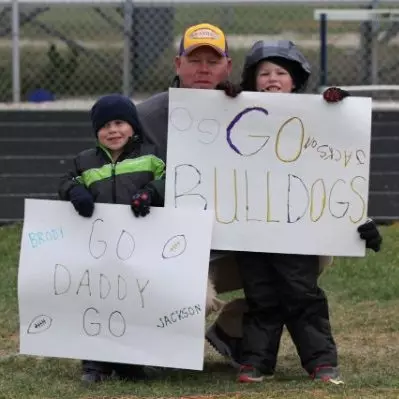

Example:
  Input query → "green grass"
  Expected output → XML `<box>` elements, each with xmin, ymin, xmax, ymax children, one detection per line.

<box><xmin>1</xmin><ymin>223</ymin><xmax>399</xmax><ymax>398</ymax></box>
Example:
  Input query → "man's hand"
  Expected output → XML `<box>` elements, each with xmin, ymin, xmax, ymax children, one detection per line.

<box><xmin>323</xmin><ymin>87</ymin><xmax>350</xmax><ymax>103</ymax></box>
<box><xmin>358</xmin><ymin>219</ymin><xmax>382</xmax><ymax>252</ymax></box>
<box><xmin>216</xmin><ymin>81</ymin><xmax>242</xmax><ymax>98</ymax></box>
<box><xmin>131</xmin><ymin>189</ymin><xmax>151</xmax><ymax>217</ymax></box>
<box><xmin>69</xmin><ymin>185</ymin><xmax>94</xmax><ymax>217</ymax></box>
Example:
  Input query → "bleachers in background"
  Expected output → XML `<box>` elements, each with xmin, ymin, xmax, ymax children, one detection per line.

<box><xmin>0</xmin><ymin>108</ymin><xmax>398</xmax><ymax>224</ymax></box>
<box><xmin>0</xmin><ymin>111</ymin><xmax>93</xmax><ymax>223</ymax></box>
<box><xmin>369</xmin><ymin>110</ymin><xmax>399</xmax><ymax>221</ymax></box>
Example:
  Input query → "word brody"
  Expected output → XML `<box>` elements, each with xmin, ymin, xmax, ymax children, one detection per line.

<box><xmin>28</xmin><ymin>227</ymin><xmax>64</xmax><ymax>249</ymax></box>
<box><xmin>174</xmin><ymin>166</ymin><xmax>367</xmax><ymax>224</ymax></box>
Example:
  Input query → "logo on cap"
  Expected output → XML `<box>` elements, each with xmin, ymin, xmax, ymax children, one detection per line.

<box><xmin>180</xmin><ymin>23</ymin><xmax>228</xmax><ymax>56</ymax></box>
<box><xmin>190</xmin><ymin>28</ymin><xmax>220</xmax><ymax>40</ymax></box>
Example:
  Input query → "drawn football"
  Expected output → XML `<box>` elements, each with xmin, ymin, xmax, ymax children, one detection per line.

<box><xmin>162</xmin><ymin>234</ymin><xmax>187</xmax><ymax>259</ymax></box>
<box><xmin>27</xmin><ymin>315</ymin><xmax>53</xmax><ymax>334</ymax></box>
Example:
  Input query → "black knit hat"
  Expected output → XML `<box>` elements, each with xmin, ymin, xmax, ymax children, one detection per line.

<box><xmin>90</xmin><ymin>94</ymin><xmax>142</xmax><ymax>139</ymax></box>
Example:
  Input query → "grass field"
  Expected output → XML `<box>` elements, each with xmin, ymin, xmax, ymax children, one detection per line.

<box><xmin>0</xmin><ymin>222</ymin><xmax>398</xmax><ymax>399</ymax></box>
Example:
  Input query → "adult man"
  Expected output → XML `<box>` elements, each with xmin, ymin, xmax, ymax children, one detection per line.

<box><xmin>137</xmin><ymin>22</ymin><xmax>232</xmax><ymax>161</ymax></box>
<box><xmin>136</xmin><ymin>22</ymin><xmax>243</xmax><ymax>365</ymax></box>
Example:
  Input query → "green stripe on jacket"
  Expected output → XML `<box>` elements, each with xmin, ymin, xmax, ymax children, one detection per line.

<box><xmin>81</xmin><ymin>155</ymin><xmax>165</xmax><ymax>188</ymax></box>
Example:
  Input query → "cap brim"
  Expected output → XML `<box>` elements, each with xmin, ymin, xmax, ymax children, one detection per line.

<box><xmin>182</xmin><ymin>44</ymin><xmax>226</xmax><ymax>56</ymax></box>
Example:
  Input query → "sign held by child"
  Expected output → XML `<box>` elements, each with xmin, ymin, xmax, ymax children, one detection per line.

<box><xmin>165</xmin><ymin>88</ymin><xmax>372</xmax><ymax>256</ymax></box>
<box><xmin>18</xmin><ymin>199</ymin><xmax>214</xmax><ymax>370</ymax></box>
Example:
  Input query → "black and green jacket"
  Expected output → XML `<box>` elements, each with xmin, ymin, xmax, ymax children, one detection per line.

<box><xmin>58</xmin><ymin>141</ymin><xmax>165</xmax><ymax>206</ymax></box>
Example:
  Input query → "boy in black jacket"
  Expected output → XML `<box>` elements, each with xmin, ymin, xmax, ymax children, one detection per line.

<box><xmin>58</xmin><ymin>94</ymin><xmax>165</xmax><ymax>382</ymax></box>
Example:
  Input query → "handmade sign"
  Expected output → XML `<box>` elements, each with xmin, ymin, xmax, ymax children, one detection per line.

<box><xmin>165</xmin><ymin>88</ymin><xmax>372</xmax><ymax>256</ymax></box>
<box><xmin>18</xmin><ymin>199</ymin><xmax>214</xmax><ymax>370</ymax></box>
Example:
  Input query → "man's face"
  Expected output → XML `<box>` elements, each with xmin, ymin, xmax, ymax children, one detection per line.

<box><xmin>175</xmin><ymin>46</ymin><xmax>232</xmax><ymax>89</ymax></box>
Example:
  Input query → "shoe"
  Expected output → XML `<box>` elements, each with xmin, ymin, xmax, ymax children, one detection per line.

<box><xmin>113</xmin><ymin>364</ymin><xmax>151</xmax><ymax>381</ymax></box>
<box><xmin>237</xmin><ymin>365</ymin><xmax>274</xmax><ymax>383</ymax></box>
<box><xmin>206</xmin><ymin>323</ymin><xmax>241</xmax><ymax>369</ymax></box>
<box><xmin>311</xmin><ymin>366</ymin><xmax>344</xmax><ymax>385</ymax></box>
<box><xmin>81</xmin><ymin>370</ymin><xmax>112</xmax><ymax>383</ymax></box>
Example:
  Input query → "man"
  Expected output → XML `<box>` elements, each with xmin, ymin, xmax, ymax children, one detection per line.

<box><xmin>136</xmin><ymin>22</ymin><xmax>244</xmax><ymax>366</ymax></box>
<box><xmin>137</xmin><ymin>22</ymin><xmax>232</xmax><ymax>161</ymax></box>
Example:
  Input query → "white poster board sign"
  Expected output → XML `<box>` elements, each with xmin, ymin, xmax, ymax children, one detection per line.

<box><xmin>165</xmin><ymin>88</ymin><xmax>372</xmax><ymax>256</ymax></box>
<box><xmin>18</xmin><ymin>199</ymin><xmax>214</xmax><ymax>370</ymax></box>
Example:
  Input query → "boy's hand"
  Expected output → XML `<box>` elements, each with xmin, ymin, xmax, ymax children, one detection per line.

<box><xmin>216</xmin><ymin>81</ymin><xmax>242</xmax><ymax>98</ymax></box>
<box><xmin>69</xmin><ymin>185</ymin><xmax>94</xmax><ymax>217</ymax></box>
<box><xmin>357</xmin><ymin>219</ymin><xmax>382</xmax><ymax>252</ymax></box>
<box><xmin>323</xmin><ymin>87</ymin><xmax>350</xmax><ymax>103</ymax></box>
<box><xmin>131</xmin><ymin>189</ymin><xmax>151</xmax><ymax>217</ymax></box>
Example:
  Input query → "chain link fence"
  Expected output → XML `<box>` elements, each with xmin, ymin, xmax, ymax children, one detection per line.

<box><xmin>1</xmin><ymin>1</ymin><xmax>399</xmax><ymax>102</ymax></box>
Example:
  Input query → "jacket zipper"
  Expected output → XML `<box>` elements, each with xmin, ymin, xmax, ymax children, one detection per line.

<box><xmin>98</xmin><ymin>143</ymin><xmax>129</xmax><ymax>204</ymax></box>
<box><xmin>98</xmin><ymin>144</ymin><xmax>117</xmax><ymax>203</ymax></box>
<box><xmin>112</xmin><ymin>152</ymin><xmax>126</xmax><ymax>203</ymax></box>
<box><xmin>112</xmin><ymin>162</ymin><xmax>116</xmax><ymax>203</ymax></box>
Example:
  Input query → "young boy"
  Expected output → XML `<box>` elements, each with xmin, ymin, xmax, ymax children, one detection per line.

<box><xmin>227</xmin><ymin>40</ymin><xmax>382</xmax><ymax>385</ymax></box>
<box><xmin>58</xmin><ymin>93</ymin><xmax>165</xmax><ymax>382</ymax></box>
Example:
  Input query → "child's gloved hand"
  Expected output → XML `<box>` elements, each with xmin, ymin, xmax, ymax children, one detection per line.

<box><xmin>69</xmin><ymin>185</ymin><xmax>94</xmax><ymax>217</ymax></box>
<box><xmin>323</xmin><ymin>87</ymin><xmax>350</xmax><ymax>103</ymax></box>
<box><xmin>131</xmin><ymin>189</ymin><xmax>151</xmax><ymax>217</ymax></box>
<box><xmin>216</xmin><ymin>81</ymin><xmax>242</xmax><ymax>98</ymax></box>
<box><xmin>357</xmin><ymin>219</ymin><xmax>382</xmax><ymax>252</ymax></box>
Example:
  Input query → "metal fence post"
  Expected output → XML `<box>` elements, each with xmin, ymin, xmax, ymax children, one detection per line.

<box><xmin>123</xmin><ymin>0</ymin><xmax>133</xmax><ymax>97</ymax></box>
<box><xmin>371</xmin><ymin>0</ymin><xmax>381</xmax><ymax>84</ymax></box>
<box><xmin>11</xmin><ymin>0</ymin><xmax>20</xmax><ymax>102</ymax></box>
<box><xmin>319</xmin><ymin>13</ymin><xmax>327</xmax><ymax>88</ymax></box>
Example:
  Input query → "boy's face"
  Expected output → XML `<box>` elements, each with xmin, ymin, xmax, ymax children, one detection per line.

<box><xmin>256</xmin><ymin>60</ymin><xmax>295</xmax><ymax>93</ymax></box>
<box><xmin>97</xmin><ymin>120</ymin><xmax>133</xmax><ymax>152</ymax></box>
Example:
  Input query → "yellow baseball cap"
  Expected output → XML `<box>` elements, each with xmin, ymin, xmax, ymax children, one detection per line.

<box><xmin>179</xmin><ymin>23</ymin><xmax>228</xmax><ymax>57</ymax></box>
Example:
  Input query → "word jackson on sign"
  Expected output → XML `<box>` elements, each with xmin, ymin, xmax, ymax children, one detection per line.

<box><xmin>18</xmin><ymin>199</ymin><xmax>213</xmax><ymax>370</ymax></box>
<box><xmin>165</xmin><ymin>88</ymin><xmax>372</xmax><ymax>256</ymax></box>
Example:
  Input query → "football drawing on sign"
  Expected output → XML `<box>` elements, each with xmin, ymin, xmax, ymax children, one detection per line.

<box><xmin>162</xmin><ymin>234</ymin><xmax>187</xmax><ymax>259</ymax></box>
<box><xmin>27</xmin><ymin>315</ymin><xmax>53</xmax><ymax>334</ymax></box>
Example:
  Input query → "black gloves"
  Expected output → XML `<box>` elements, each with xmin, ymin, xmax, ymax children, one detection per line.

<box><xmin>323</xmin><ymin>87</ymin><xmax>350</xmax><ymax>103</ymax></box>
<box><xmin>131</xmin><ymin>179</ymin><xmax>165</xmax><ymax>217</ymax></box>
<box><xmin>358</xmin><ymin>219</ymin><xmax>382</xmax><ymax>252</ymax></box>
<box><xmin>215</xmin><ymin>81</ymin><xmax>243</xmax><ymax>98</ymax></box>
<box><xmin>68</xmin><ymin>180</ymin><xmax>165</xmax><ymax>219</ymax></box>
<box><xmin>131</xmin><ymin>189</ymin><xmax>151</xmax><ymax>217</ymax></box>
<box><xmin>69</xmin><ymin>185</ymin><xmax>94</xmax><ymax>217</ymax></box>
